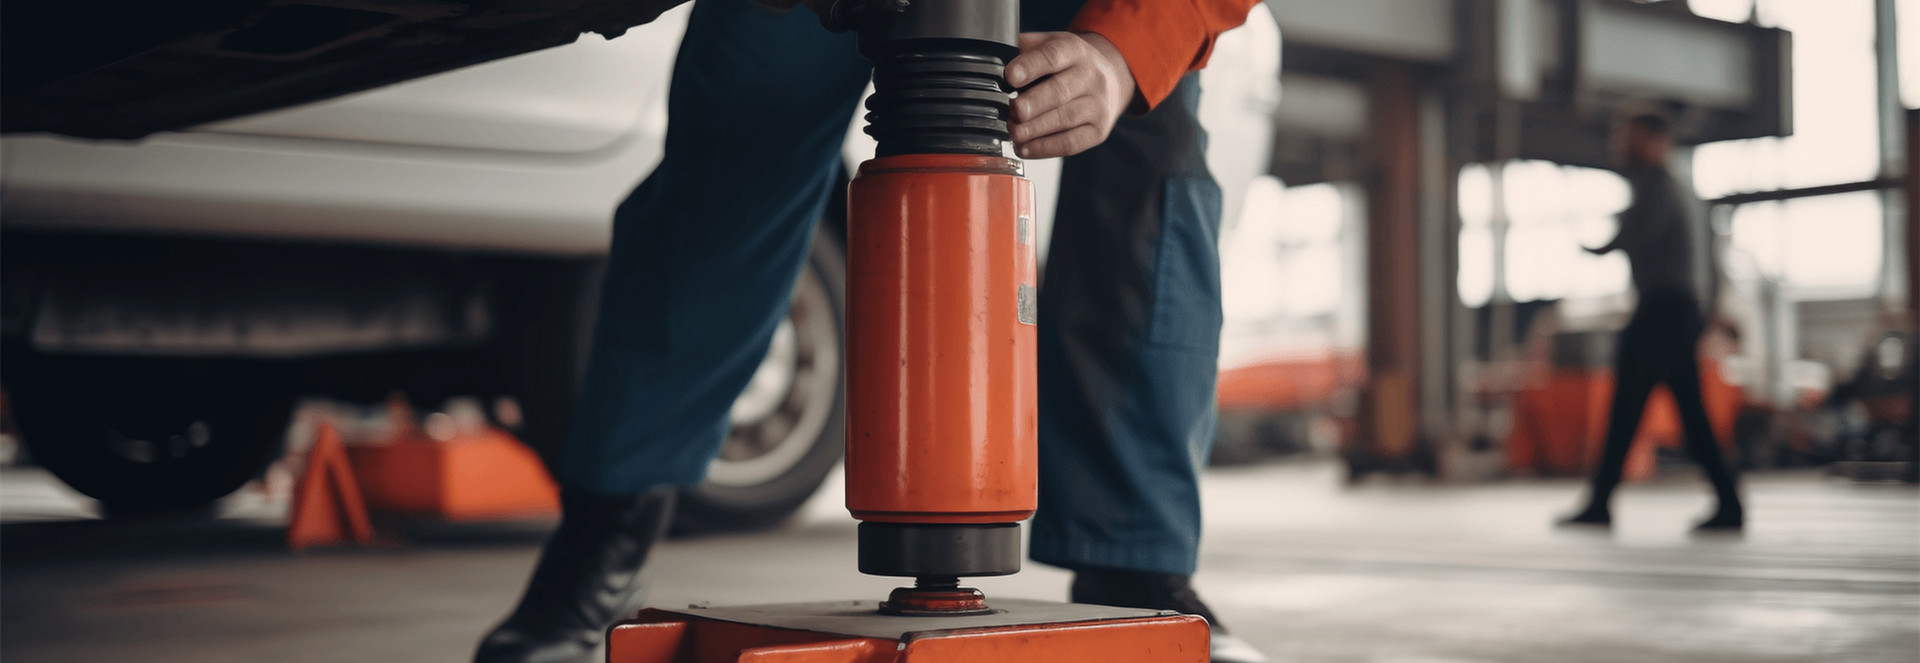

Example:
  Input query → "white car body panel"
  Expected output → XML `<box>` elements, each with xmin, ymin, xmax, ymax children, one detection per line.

<box><xmin>202</xmin><ymin>27</ymin><xmax>679</xmax><ymax>154</ymax></box>
<box><xmin>1</xmin><ymin>8</ymin><xmax>688</xmax><ymax>256</ymax></box>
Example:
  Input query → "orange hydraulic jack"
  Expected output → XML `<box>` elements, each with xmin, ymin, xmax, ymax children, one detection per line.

<box><xmin>606</xmin><ymin>0</ymin><xmax>1209</xmax><ymax>660</ymax></box>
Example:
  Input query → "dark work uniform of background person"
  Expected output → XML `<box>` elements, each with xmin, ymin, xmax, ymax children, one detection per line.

<box><xmin>1561</xmin><ymin>113</ymin><xmax>1745</xmax><ymax>532</ymax></box>
<box><xmin>472</xmin><ymin>1</ymin><xmax>1271</xmax><ymax>663</ymax></box>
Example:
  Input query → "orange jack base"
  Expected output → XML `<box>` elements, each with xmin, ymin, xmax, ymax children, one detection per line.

<box><xmin>609</xmin><ymin>599</ymin><xmax>1208</xmax><ymax>663</ymax></box>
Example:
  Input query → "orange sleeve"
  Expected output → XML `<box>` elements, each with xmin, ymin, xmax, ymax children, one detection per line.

<box><xmin>1068</xmin><ymin>0</ymin><xmax>1265</xmax><ymax>111</ymax></box>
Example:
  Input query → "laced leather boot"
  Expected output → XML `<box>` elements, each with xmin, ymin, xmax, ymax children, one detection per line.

<box><xmin>475</xmin><ymin>486</ymin><xmax>676</xmax><ymax>663</ymax></box>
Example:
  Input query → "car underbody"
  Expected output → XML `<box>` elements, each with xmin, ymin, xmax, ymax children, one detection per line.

<box><xmin>2</xmin><ymin>0</ymin><xmax>685</xmax><ymax>139</ymax></box>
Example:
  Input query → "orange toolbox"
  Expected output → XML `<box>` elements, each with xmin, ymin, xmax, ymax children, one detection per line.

<box><xmin>344</xmin><ymin>424</ymin><xmax>558</xmax><ymax>520</ymax></box>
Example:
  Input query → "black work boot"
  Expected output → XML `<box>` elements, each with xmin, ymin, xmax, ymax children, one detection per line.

<box><xmin>1071</xmin><ymin>567</ymin><xmax>1268</xmax><ymax>663</ymax></box>
<box><xmin>1692</xmin><ymin>501</ymin><xmax>1744</xmax><ymax>532</ymax></box>
<box><xmin>475</xmin><ymin>486</ymin><xmax>676</xmax><ymax>663</ymax></box>
<box><xmin>1557</xmin><ymin>502</ymin><xmax>1613</xmax><ymax>528</ymax></box>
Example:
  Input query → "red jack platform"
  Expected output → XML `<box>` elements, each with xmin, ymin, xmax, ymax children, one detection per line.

<box><xmin>609</xmin><ymin>600</ymin><xmax>1208</xmax><ymax>663</ymax></box>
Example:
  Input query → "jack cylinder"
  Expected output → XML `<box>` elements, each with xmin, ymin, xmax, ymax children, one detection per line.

<box><xmin>846</xmin><ymin>153</ymin><xmax>1037</xmax><ymax>578</ymax></box>
<box><xmin>832</xmin><ymin>0</ymin><xmax>1031</xmax><ymax>584</ymax></box>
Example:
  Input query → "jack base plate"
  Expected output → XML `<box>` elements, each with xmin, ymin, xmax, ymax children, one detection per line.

<box><xmin>608</xmin><ymin>598</ymin><xmax>1209</xmax><ymax>662</ymax></box>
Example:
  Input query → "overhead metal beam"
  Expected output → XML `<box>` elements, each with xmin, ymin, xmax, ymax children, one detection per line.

<box><xmin>1269</xmin><ymin>0</ymin><xmax>1457</xmax><ymax>65</ymax></box>
<box><xmin>1271</xmin><ymin>0</ymin><xmax>1793</xmax><ymax>178</ymax></box>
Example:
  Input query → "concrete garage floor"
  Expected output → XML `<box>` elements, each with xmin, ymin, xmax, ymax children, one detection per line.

<box><xmin>3</xmin><ymin>461</ymin><xmax>1916</xmax><ymax>662</ymax></box>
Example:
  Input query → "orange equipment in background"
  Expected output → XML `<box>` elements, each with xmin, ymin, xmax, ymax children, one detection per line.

<box><xmin>286</xmin><ymin>422</ymin><xmax>374</xmax><ymax>550</ymax></box>
<box><xmin>285</xmin><ymin>409</ymin><xmax>558</xmax><ymax>549</ymax></box>
<box><xmin>1216</xmin><ymin>351</ymin><xmax>1365</xmax><ymax>414</ymax></box>
<box><xmin>1505</xmin><ymin>357</ymin><xmax>1741</xmax><ymax>478</ymax></box>
<box><xmin>346</xmin><ymin>423</ymin><xmax>559</xmax><ymax>520</ymax></box>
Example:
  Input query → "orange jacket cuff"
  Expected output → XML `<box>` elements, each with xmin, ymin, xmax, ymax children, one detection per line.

<box><xmin>1069</xmin><ymin>0</ymin><xmax>1219</xmax><ymax>111</ymax></box>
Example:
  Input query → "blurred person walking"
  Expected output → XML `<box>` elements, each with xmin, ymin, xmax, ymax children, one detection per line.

<box><xmin>1561</xmin><ymin>112</ymin><xmax>1744</xmax><ymax>531</ymax></box>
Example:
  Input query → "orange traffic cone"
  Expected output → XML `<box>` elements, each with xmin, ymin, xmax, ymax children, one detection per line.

<box><xmin>287</xmin><ymin>421</ymin><xmax>374</xmax><ymax>550</ymax></box>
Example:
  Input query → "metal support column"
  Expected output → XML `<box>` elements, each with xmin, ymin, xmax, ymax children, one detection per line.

<box><xmin>1353</xmin><ymin>62</ymin><xmax>1436</xmax><ymax>477</ymax></box>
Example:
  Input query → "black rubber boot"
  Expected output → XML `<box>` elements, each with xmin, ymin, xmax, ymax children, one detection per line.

<box><xmin>1557</xmin><ymin>503</ymin><xmax>1613</xmax><ymax>528</ymax></box>
<box><xmin>1692</xmin><ymin>503</ymin><xmax>1744</xmax><ymax>532</ymax></box>
<box><xmin>1071</xmin><ymin>567</ymin><xmax>1268</xmax><ymax>663</ymax></box>
<box><xmin>475</xmin><ymin>486</ymin><xmax>676</xmax><ymax>663</ymax></box>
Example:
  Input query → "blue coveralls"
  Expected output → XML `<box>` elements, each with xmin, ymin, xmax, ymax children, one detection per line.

<box><xmin>558</xmin><ymin>0</ymin><xmax>1223</xmax><ymax>576</ymax></box>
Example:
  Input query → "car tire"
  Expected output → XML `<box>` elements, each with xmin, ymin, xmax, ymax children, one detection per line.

<box><xmin>6</xmin><ymin>351</ymin><xmax>293</xmax><ymax>515</ymax></box>
<box><xmin>673</xmin><ymin>230</ymin><xmax>847</xmax><ymax>534</ymax></box>
<box><xmin>488</xmin><ymin>227</ymin><xmax>847</xmax><ymax>535</ymax></box>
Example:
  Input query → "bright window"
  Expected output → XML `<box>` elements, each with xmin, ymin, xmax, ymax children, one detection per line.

<box><xmin>1904</xmin><ymin>0</ymin><xmax>1920</xmax><ymax>108</ymax></box>
<box><xmin>1727</xmin><ymin>192</ymin><xmax>1886</xmax><ymax>298</ymax></box>
<box><xmin>1222</xmin><ymin>177</ymin><xmax>1352</xmax><ymax>323</ymax></box>
<box><xmin>1690</xmin><ymin>0</ymin><xmax>1886</xmax><ymax>298</ymax></box>
<box><xmin>1690</xmin><ymin>0</ymin><xmax>1755</xmax><ymax>23</ymax></box>
<box><xmin>1693</xmin><ymin>0</ymin><xmax>1881</xmax><ymax>197</ymax></box>
<box><xmin>1458</xmin><ymin>161</ymin><xmax>1633</xmax><ymax>305</ymax></box>
<box><xmin>1458</xmin><ymin>164</ymin><xmax>1496</xmax><ymax>307</ymax></box>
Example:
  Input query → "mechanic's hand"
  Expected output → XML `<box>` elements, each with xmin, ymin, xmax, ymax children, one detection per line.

<box><xmin>1005</xmin><ymin>31</ymin><xmax>1137</xmax><ymax>160</ymax></box>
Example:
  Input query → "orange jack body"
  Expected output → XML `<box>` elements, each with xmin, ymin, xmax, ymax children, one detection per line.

<box><xmin>844</xmin><ymin>153</ymin><xmax>1038</xmax><ymax>526</ymax></box>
